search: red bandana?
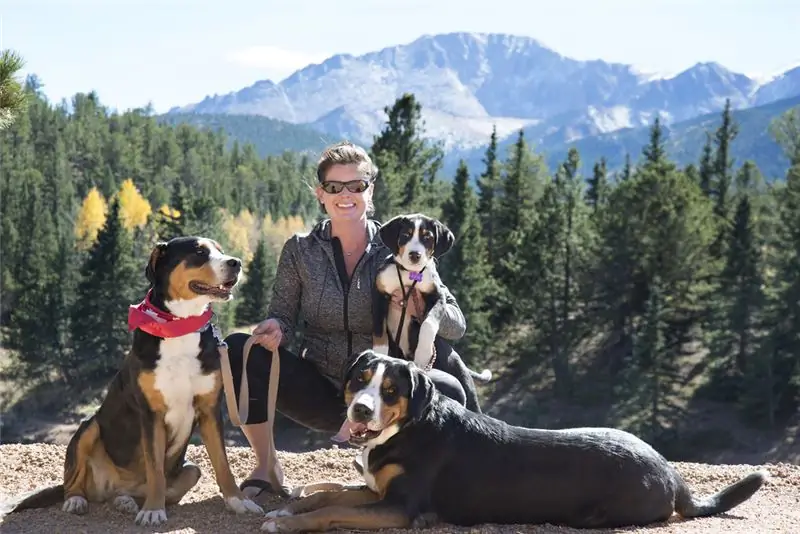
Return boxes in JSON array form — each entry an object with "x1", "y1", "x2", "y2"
[{"x1": 128, "y1": 289, "x2": 213, "y2": 338}]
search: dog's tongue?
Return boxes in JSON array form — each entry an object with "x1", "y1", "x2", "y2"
[{"x1": 330, "y1": 419, "x2": 365, "y2": 443}]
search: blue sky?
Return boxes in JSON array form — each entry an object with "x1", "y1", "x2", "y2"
[{"x1": 3, "y1": 0, "x2": 798, "y2": 114}]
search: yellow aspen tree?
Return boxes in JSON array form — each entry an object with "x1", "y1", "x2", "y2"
[
  {"x1": 222, "y1": 209, "x2": 253, "y2": 262},
  {"x1": 116, "y1": 178, "x2": 152, "y2": 230},
  {"x1": 74, "y1": 186, "x2": 108, "y2": 247}
]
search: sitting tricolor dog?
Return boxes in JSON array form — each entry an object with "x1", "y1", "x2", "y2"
[{"x1": 5, "y1": 236, "x2": 263, "y2": 526}]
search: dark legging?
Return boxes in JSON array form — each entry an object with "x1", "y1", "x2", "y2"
[{"x1": 223, "y1": 332, "x2": 467, "y2": 433}]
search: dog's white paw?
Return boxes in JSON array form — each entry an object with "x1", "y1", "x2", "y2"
[
  {"x1": 113, "y1": 495, "x2": 139, "y2": 515},
  {"x1": 135, "y1": 508, "x2": 167, "y2": 526},
  {"x1": 413, "y1": 347, "x2": 434, "y2": 369},
  {"x1": 264, "y1": 507, "x2": 293, "y2": 519},
  {"x1": 62, "y1": 495, "x2": 88, "y2": 515},
  {"x1": 225, "y1": 495, "x2": 263, "y2": 514},
  {"x1": 261, "y1": 519, "x2": 278, "y2": 532}
]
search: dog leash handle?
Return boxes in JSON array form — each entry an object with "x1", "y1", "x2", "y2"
[{"x1": 219, "y1": 334, "x2": 288, "y2": 496}]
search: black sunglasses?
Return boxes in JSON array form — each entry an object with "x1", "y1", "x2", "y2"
[{"x1": 320, "y1": 179, "x2": 371, "y2": 194}]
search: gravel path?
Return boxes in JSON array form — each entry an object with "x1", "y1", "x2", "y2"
[{"x1": 1, "y1": 443, "x2": 798, "y2": 533}]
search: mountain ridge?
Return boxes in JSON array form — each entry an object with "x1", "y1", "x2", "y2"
[{"x1": 167, "y1": 31, "x2": 800, "y2": 160}]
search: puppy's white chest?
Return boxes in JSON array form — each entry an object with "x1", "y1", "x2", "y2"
[
  {"x1": 154, "y1": 333, "x2": 217, "y2": 455},
  {"x1": 377, "y1": 265, "x2": 435, "y2": 295}
]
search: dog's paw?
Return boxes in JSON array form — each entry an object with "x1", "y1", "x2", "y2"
[
  {"x1": 225, "y1": 495, "x2": 263, "y2": 515},
  {"x1": 113, "y1": 495, "x2": 139, "y2": 515},
  {"x1": 411, "y1": 512, "x2": 440, "y2": 528},
  {"x1": 62, "y1": 496, "x2": 88, "y2": 515},
  {"x1": 135, "y1": 507, "x2": 167, "y2": 526},
  {"x1": 264, "y1": 507, "x2": 293, "y2": 519},
  {"x1": 261, "y1": 516, "x2": 300, "y2": 532},
  {"x1": 412, "y1": 346, "x2": 434, "y2": 369}
]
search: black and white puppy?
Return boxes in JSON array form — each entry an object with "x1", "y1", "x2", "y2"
[{"x1": 372, "y1": 213, "x2": 491, "y2": 383}]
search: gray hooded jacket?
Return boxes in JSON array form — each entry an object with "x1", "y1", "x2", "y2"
[{"x1": 266, "y1": 218, "x2": 466, "y2": 387}]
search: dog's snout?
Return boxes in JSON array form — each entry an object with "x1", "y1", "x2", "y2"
[
  {"x1": 227, "y1": 258, "x2": 241, "y2": 269},
  {"x1": 408, "y1": 250, "x2": 421, "y2": 263},
  {"x1": 353, "y1": 403, "x2": 373, "y2": 422}
]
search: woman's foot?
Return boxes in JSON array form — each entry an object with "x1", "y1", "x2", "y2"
[{"x1": 240, "y1": 466, "x2": 289, "y2": 499}]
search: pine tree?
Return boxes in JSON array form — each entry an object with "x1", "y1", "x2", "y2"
[
  {"x1": 0, "y1": 49, "x2": 29, "y2": 130},
  {"x1": 710, "y1": 99, "x2": 739, "y2": 260},
  {"x1": 586, "y1": 157, "x2": 608, "y2": 210},
  {"x1": 617, "y1": 275, "x2": 682, "y2": 440},
  {"x1": 492, "y1": 129, "x2": 547, "y2": 326},
  {"x1": 759, "y1": 111, "x2": 800, "y2": 424},
  {"x1": 370, "y1": 93, "x2": 444, "y2": 220},
  {"x1": 7, "y1": 173, "x2": 60, "y2": 375},
  {"x1": 707, "y1": 161, "x2": 767, "y2": 406},
  {"x1": 70, "y1": 198, "x2": 144, "y2": 383},
  {"x1": 236, "y1": 238, "x2": 276, "y2": 326},
  {"x1": 477, "y1": 126, "x2": 500, "y2": 266},
  {"x1": 620, "y1": 153, "x2": 632, "y2": 181},
  {"x1": 698, "y1": 132, "x2": 714, "y2": 198},
  {"x1": 440, "y1": 160, "x2": 495, "y2": 358},
  {"x1": 519, "y1": 148, "x2": 592, "y2": 397}
]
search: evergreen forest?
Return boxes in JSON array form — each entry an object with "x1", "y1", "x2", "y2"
[{"x1": 2, "y1": 69, "x2": 800, "y2": 461}]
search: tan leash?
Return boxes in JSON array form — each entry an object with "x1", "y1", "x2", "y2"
[{"x1": 218, "y1": 333, "x2": 347, "y2": 499}]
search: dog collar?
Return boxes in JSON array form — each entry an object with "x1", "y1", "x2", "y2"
[{"x1": 128, "y1": 289, "x2": 214, "y2": 338}]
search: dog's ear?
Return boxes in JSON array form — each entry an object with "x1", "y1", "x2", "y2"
[
  {"x1": 433, "y1": 220, "x2": 455, "y2": 258},
  {"x1": 405, "y1": 361, "x2": 435, "y2": 422},
  {"x1": 145, "y1": 241, "x2": 168, "y2": 285},
  {"x1": 378, "y1": 216, "x2": 405, "y2": 255},
  {"x1": 341, "y1": 350, "x2": 375, "y2": 397}
]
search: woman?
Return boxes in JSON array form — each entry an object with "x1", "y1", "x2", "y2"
[{"x1": 223, "y1": 141, "x2": 469, "y2": 498}]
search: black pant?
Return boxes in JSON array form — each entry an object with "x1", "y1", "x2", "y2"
[{"x1": 223, "y1": 332, "x2": 467, "y2": 434}]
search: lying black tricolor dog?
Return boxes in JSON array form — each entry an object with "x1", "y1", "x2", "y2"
[
  {"x1": 261, "y1": 350, "x2": 768, "y2": 532},
  {"x1": 6, "y1": 237, "x2": 263, "y2": 525}
]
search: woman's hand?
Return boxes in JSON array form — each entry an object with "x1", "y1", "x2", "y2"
[
  {"x1": 390, "y1": 288, "x2": 424, "y2": 320},
  {"x1": 252, "y1": 318, "x2": 283, "y2": 353}
]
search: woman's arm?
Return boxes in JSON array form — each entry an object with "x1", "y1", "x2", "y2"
[
  {"x1": 433, "y1": 283, "x2": 467, "y2": 341},
  {"x1": 266, "y1": 237, "x2": 302, "y2": 346}
]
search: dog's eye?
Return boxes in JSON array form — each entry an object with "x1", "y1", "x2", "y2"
[
  {"x1": 195, "y1": 247, "x2": 207, "y2": 256},
  {"x1": 385, "y1": 386, "x2": 397, "y2": 396}
]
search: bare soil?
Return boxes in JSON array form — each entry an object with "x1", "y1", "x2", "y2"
[{"x1": 1, "y1": 443, "x2": 798, "y2": 534}]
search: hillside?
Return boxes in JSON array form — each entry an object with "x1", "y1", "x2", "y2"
[
  {"x1": 157, "y1": 112, "x2": 330, "y2": 157},
  {"x1": 162, "y1": 93, "x2": 800, "y2": 182},
  {"x1": 168, "y1": 32, "x2": 800, "y2": 154},
  {"x1": 449, "y1": 93, "x2": 800, "y2": 179},
  {"x1": 1, "y1": 444, "x2": 799, "y2": 533}
]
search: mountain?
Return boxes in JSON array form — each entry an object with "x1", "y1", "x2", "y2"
[
  {"x1": 448, "y1": 94, "x2": 800, "y2": 181},
  {"x1": 168, "y1": 32, "x2": 800, "y2": 156}
]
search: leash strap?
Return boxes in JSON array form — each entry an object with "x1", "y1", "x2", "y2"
[
  {"x1": 218, "y1": 334, "x2": 347, "y2": 499},
  {"x1": 218, "y1": 335, "x2": 285, "y2": 495},
  {"x1": 392, "y1": 265, "x2": 436, "y2": 371}
]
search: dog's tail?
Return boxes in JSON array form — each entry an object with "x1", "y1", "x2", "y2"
[
  {"x1": 674, "y1": 470, "x2": 767, "y2": 518},
  {"x1": 470, "y1": 368, "x2": 493, "y2": 382},
  {"x1": 2, "y1": 484, "x2": 64, "y2": 515}
]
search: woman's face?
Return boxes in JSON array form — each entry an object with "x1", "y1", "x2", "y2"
[{"x1": 316, "y1": 163, "x2": 374, "y2": 222}]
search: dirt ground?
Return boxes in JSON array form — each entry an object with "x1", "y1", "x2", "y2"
[{"x1": 1, "y1": 443, "x2": 798, "y2": 534}]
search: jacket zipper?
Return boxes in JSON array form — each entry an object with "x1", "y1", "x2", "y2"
[{"x1": 344, "y1": 250, "x2": 369, "y2": 358}]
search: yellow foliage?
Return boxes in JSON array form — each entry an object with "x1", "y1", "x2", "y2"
[
  {"x1": 262, "y1": 213, "x2": 310, "y2": 252},
  {"x1": 158, "y1": 204, "x2": 180, "y2": 219},
  {"x1": 74, "y1": 187, "x2": 108, "y2": 246},
  {"x1": 116, "y1": 179, "x2": 152, "y2": 230},
  {"x1": 222, "y1": 209, "x2": 258, "y2": 263},
  {"x1": 217, "y1": 208, "x2": 311, "y2": 264}
]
